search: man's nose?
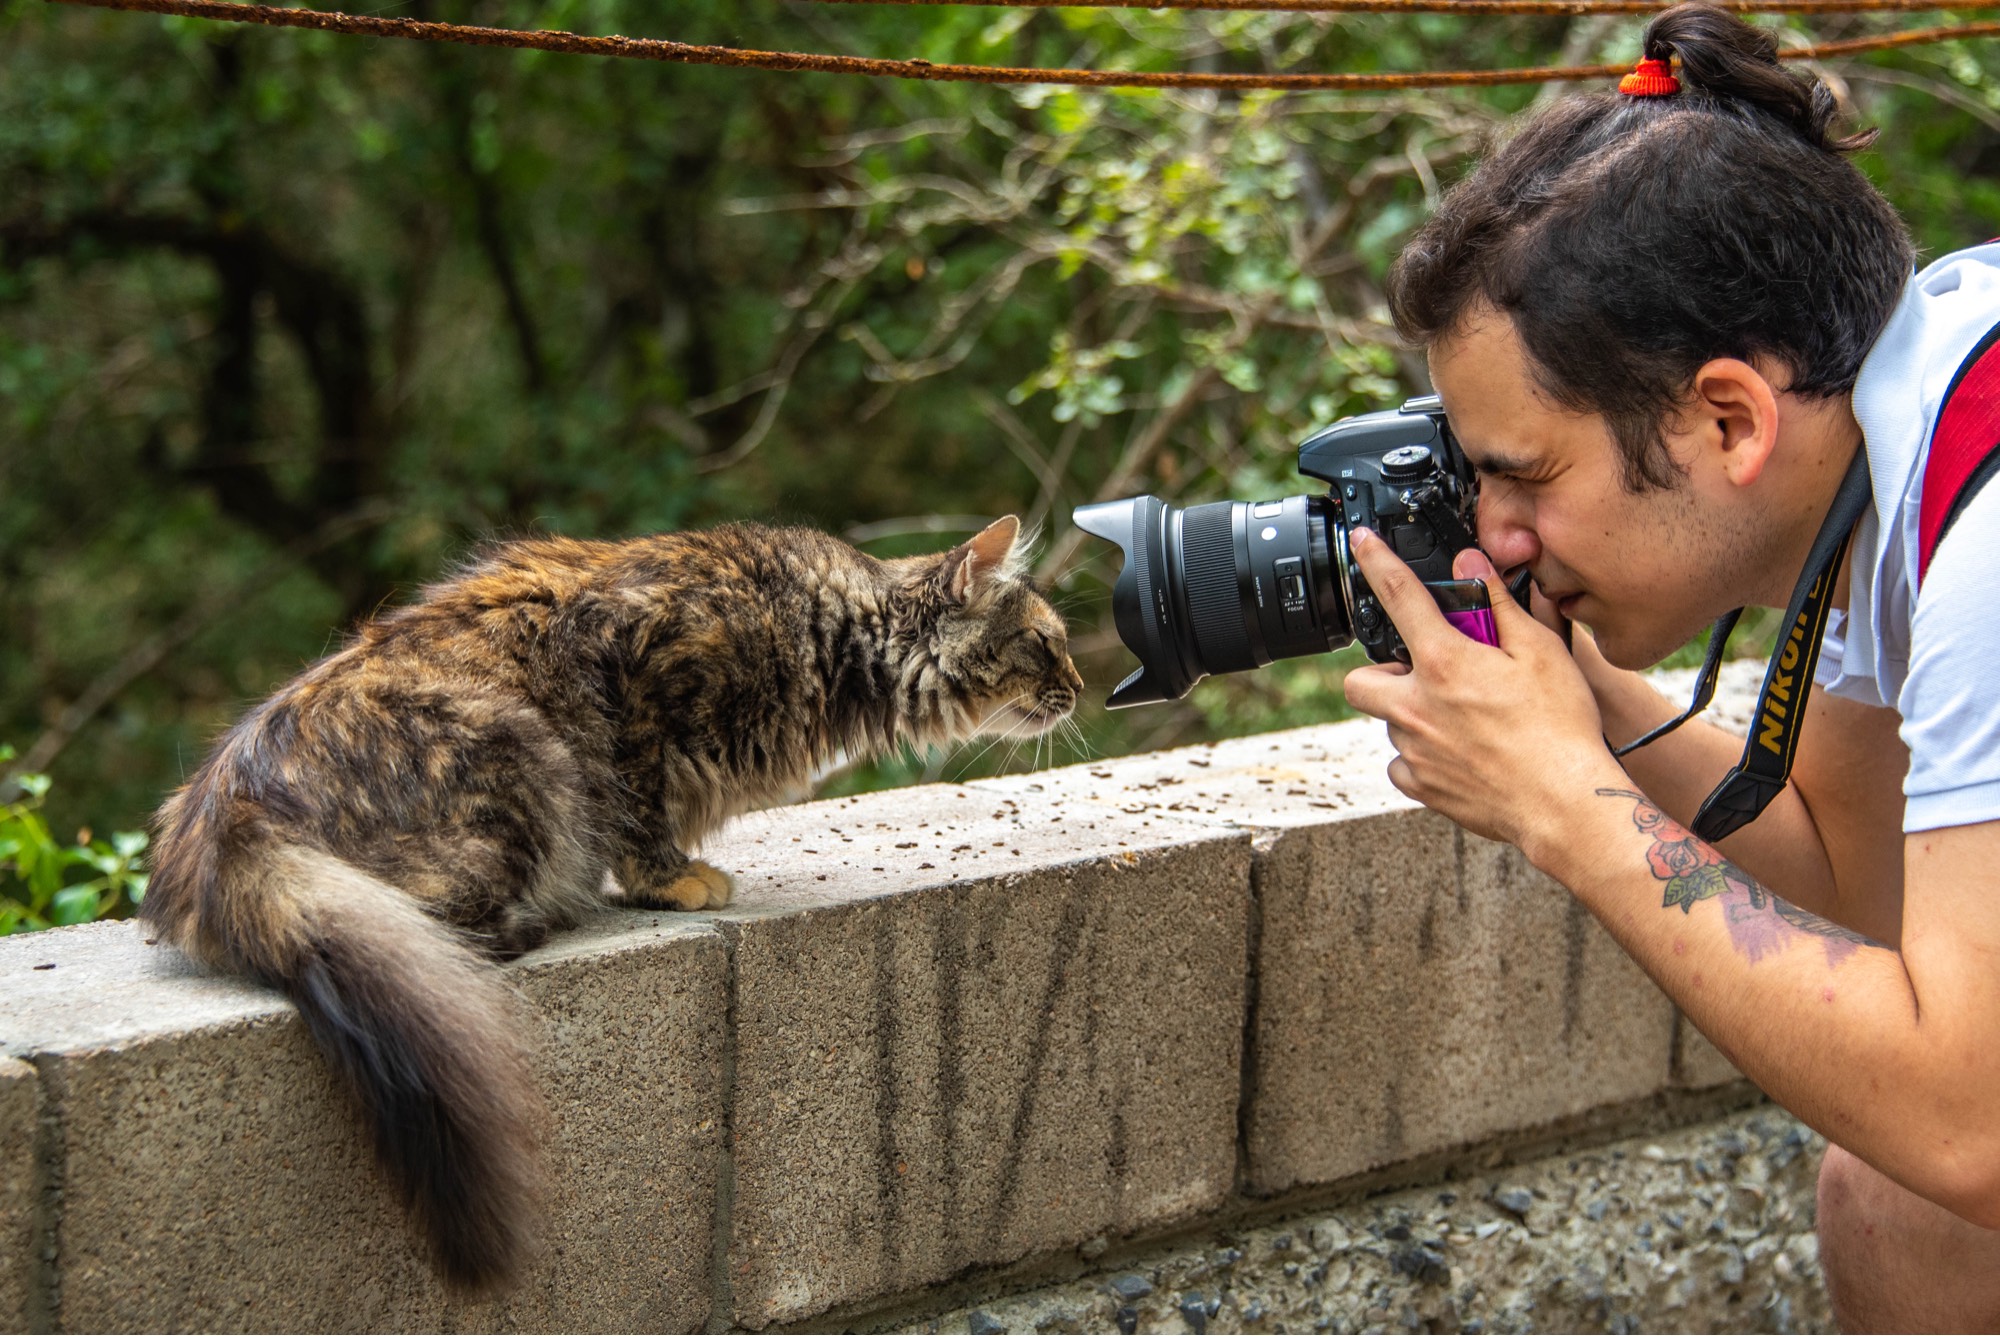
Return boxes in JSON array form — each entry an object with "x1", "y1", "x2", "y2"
[{"x1": 1474, "y1": 499, "x2": 1540, "y2": 573}]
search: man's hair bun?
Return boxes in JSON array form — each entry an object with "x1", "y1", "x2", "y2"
[
  {"x1": 1385, "y1": 0, "x2": 1910, "y2": 492},
  {"x1": 1643, "y1": 2, "x2": 1877, "y2": 152}
]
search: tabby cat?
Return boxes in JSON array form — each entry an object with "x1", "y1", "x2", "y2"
[{"x1": 143, "y1": 515, "x2": 1080, "y2": 1291}]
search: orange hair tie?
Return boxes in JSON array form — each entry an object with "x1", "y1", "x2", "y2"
[{"x1": 1619, "y1": 56, "x2": 1680, "y2": 96}]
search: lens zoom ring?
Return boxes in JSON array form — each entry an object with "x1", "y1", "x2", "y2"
[{"x1": 1182, "y1": 503, "x2": 1259, "y2": 675}]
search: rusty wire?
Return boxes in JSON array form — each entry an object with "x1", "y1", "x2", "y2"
[{"x1": 44, "y1": 0, "x2": 2000, "y2": 89}]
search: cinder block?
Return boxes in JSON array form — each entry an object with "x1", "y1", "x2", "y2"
[
  {"x1": 1424, "y1": 833, "x2": 1679, "y2": 1151},
  {"x1": 979, "y1": 719, "x2": 1676, "y2": 1196},
  {"x1": 0, "y1": 913, "x2": 726, "y2": 1332},
  {"x1": 0, "y1": 1055, "x2": 38, "y2": 1335},
  {"x1": 705, "y1": 785, "x2": 1253, "y2": 1330},
  {"x1": 1674, "y1": 1011, "x2": 1748, "y2": 1089}
]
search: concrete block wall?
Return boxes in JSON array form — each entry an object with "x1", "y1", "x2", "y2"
[
  {"x1": 1, "y1": 1057, "x2": 36, "y2": 1335},
  {"x1": 0, "y1": 663, "x2": 1766, "y2": 1333},
  {"x1": 975, "y1": 739, "x2": 1676, "y2": 1197},
  {"x1": 704, "y1": 794, "x2": 1252, "y2": 1329},
  {"x1": 0, "y1": 914, "x2": 727, "y2": 1332}
]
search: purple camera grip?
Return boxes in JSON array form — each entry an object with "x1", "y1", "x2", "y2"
[{"x1": 1443, "y1": 606, "x2": 1501, "y2": 647}]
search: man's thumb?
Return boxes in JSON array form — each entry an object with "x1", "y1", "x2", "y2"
[
  {"x1": 1452, "y1": 548, "x2": 1537, "y2": 631},
  {"x1": 1448, "y1": 544, "x2": 1504, "y2": 612},
  {"x1": 1452, "y1": 547, "x2": 1497, "y2": 582}
]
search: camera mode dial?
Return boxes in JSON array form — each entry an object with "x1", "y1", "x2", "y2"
[{"x1": 1380, "y1": 444, "x2": 1434, "y2": 483}]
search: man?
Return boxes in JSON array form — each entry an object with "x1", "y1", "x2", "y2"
[{"x1": 1340, "y1": 5, "x2": 2000, "y2": 1329}]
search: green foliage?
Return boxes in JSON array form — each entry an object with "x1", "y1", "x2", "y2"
[
  {"x1": 0, "y1": 746, "x2": 148, "y2": 935},
  {"x1": 0, "y1": 1, "x2": 1995, "y2": 875}
]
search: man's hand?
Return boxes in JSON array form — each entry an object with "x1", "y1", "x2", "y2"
[
  {"x1": 1332, "y1": 541, "x2": 2000, "y2": 1237},
  {"x1": 1340, "y1": 527, "x2": 1622, "y2": 859}
]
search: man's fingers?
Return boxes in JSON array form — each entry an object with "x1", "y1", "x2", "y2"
[
  {"x1": 1340, "y1": 660, "x2": 1409, "y2": 722},
  {"x1": 1386, "y1": 754, "x2": 1418, "y2": 799},
  {"x1": 1351, "y1": 527, "x2": 1456, "y2": 661}
]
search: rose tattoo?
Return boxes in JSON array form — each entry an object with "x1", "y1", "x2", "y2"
[{"x1": 1595, "y1": 787, "x2": 1882, "y2": 966}]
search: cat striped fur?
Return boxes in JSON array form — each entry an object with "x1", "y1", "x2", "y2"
[{"x1": 142, "y1": 516, "x2": 1079, "y2": 1290}]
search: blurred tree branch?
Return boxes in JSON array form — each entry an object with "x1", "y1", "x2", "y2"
[{"x1": 0, "y1": 501, "x2": 397, "y2": 800}]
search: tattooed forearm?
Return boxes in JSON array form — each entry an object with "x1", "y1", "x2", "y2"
[{"x1": 1594, "y1": 788, "x2": 1886, "y2": 966}]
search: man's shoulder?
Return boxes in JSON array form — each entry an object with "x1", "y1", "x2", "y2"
[
  {"x1": 1856, "y1": 241, "x2": 2000, "y2": 440},
  {"x1": 1900, "y1": 476, "x2": 2000, "y2": 832}
]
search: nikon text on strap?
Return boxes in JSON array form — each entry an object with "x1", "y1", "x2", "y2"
[{"x1": 1687, "y1": 450, "x2": 1871, "y2": 842}]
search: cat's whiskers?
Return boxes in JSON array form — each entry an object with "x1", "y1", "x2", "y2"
[
  {"x1": 945, "y1": 712, "x2": 1032, "y2": 783},
  {"x1": 1050, "y1": 713, "x2": 1091, "y2": 767},
  {"x1": 944, "y1": 692, "x2": 1040, "y2": 782}
]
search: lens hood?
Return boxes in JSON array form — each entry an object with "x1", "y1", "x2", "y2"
[{"x1": 1072, "y1": 497, "x2": 1199, "y2": 708}]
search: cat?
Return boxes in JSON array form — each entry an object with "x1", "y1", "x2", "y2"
[{"x1": 141, "y1": 515, "x2": 1081, "y2": 1292}]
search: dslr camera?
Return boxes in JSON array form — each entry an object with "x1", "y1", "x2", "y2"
[{"x1": 1074, "y1": 394, "x2": 1514, "y2": 709}]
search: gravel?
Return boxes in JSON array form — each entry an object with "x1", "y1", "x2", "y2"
[{"x1": 895, "y1": 1105, "x2": 1830, "y2": 1334}]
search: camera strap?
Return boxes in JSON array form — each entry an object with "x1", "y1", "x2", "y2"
[{"x1": 1611, "y1": 447, "x2": 1873, "y2": 843}]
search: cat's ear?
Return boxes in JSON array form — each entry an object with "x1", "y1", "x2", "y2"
[{"x1": 945, "y1": 516, "x2": 1021, "y2": 603}]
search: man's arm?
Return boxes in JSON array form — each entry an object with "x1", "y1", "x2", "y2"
[
  {"x1": 1342, "y1": 529, "x2": 2000, "y2": 1225},
  {"x1": 1532, "y1": 788, "x2": 2000, "y2": 1225},
  {"x1": 1573, "y1": 630, "x2": 1908, "y2": 944}
]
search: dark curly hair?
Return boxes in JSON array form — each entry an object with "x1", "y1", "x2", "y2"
[{"x1": 1386, "y1": 2, "x2": 1915, "y2": 489}]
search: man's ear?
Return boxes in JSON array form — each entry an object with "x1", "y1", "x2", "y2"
[
  {"x1": 1688, "y1": 358, "x2": 1783, "y2": 489},
  {"x1": 945, "y1": 516, "x2": 1021, "y2": 603}
]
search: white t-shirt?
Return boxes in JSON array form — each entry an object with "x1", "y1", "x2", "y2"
[{"x1": 1814, "y1": 240, "x2": 2000, "y2": 833}]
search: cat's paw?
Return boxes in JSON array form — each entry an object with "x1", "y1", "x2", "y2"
[
  {"x1": 619, "y1": 856, "x2": 736, "y2": 910},
  {"x1": 659, "y1": 859, "x2": 734, "y2": 911}
]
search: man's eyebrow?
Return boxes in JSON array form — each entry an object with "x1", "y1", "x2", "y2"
[{"x1": 1462, "y1": 446, "x2": 1539, "y2": 476}]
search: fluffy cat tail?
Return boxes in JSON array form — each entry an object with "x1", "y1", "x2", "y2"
[{"x1": 149, "y1": 838, "x2": 544, "y2": 1291}]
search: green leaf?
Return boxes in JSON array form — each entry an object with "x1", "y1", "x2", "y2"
[
  {"x1": 28, "y1": 847, "x2": 60, "y2": 901},
  {"x1": 1689, "y1": 863, "x2": 1731, "y2": 903},
  {"x1": 51, "y1": 885, "x2": 100, "y2": 926},
  {"x1": 1661, "y1": 863, "x2": 1731, "y2": 913}
]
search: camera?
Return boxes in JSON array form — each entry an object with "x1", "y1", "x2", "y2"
[{"x1": 1073, "y1": 394, "x2": 1510, "y2": 709}]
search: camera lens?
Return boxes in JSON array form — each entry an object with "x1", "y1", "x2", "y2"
[{"x1": 1072, "y1": 494, "x2": 1353, "y2": 708}]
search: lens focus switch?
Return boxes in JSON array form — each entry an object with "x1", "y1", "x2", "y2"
[{"x1": 1273, "y1": 557, "x2": 1313, "y2": 635}]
